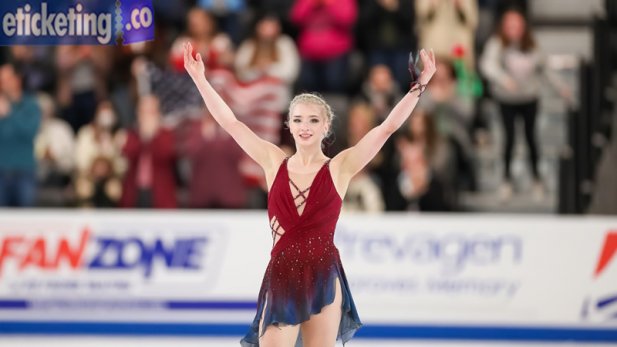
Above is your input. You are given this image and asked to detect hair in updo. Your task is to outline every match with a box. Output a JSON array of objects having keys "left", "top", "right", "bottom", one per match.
[{"left": 286, "top": 93, "right": 336, "bottom": 144}]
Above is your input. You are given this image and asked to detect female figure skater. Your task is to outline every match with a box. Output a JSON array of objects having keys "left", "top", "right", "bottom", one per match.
[{"left": 184, "top": 42, "right": 435, "bottom": 347}]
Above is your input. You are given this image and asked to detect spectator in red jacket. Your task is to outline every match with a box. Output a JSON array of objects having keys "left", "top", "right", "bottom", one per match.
[{"left": 119, "top": 95, "right": 177, "bottom": 208}]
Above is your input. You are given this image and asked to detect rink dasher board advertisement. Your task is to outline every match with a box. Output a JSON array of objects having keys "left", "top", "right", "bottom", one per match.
[{"left": 0, "top": 210, "right": 616, "bottom": 342}]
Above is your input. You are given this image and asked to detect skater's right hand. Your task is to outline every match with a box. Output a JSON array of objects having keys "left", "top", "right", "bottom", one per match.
[{"left": 183, "top": 41, "right": 205, "bottom": 81}]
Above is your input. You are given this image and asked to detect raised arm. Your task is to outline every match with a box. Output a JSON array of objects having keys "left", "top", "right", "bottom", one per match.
[
  {"left": 333, "top": 49, "right": 436, "bottom": 181},
  {"left": 183, "top": 42, "right": 285, "bottom": 173}
]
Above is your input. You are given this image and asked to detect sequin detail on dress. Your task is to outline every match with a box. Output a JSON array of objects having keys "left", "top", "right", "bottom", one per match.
[{"left": 240, "top": 157, "right": 362, "bottom": 346}]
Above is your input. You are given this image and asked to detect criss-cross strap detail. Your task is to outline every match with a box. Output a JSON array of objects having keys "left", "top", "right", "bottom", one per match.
[
  {"left": 288, "top": 178, "right": 310, "bottom": 209},
  {"left": 283, "top": 156, "right": 332, "bottom": 218},
  {"left": 269, "top": 216, "right": 283, "bottom": 246}
]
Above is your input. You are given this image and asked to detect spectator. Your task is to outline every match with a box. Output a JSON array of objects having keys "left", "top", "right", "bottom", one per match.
[
  {"left": 185, "top": 7, "right": 235, "bottom": 70},
  {"left": 34, "top": 93, "right": 75, "bottom": 188},
  {"left": 0, "top": 62, "right": 41, "bottom": 207},
  {"left": 356, "top": 65, "right": 406, "bottom": 211},
  {"left": 342, "top": 102, "right": 385, "bottom": 213},
  {"left": 133, "top": 43, "right": 205, "bottom": 120},
  {"left": 234, "top": 14, "right": 300, "bottom": 87},
  {"left": 197, "top": 0, "right": 248, "bottom": 45},
  {"left": 480, "top": 8, "right": 570, "bottom": 201},
  {"left": 74, "top": 155, "right": 122, "bottom": 208},
  {"left": 153, "top": 0, "right": 192, "bottom": 33},
  {"left": 291, "top": 0, "right": 357, "bottom": 93},
  {"left": 396, "top": 110, "right": 456, "bottom": 211},
  {"left": 56, "top": 45, "right": 111, "bottom": 133},
  {"left": 119, "top": 95, "right": 178, "bottom": 208},
  {"left": 358, "top": 0, "right": 416, "bottom": 90},
  {"left": 415, "top": 0, "right": 478, "bottom": 70},
  {"left": 134, "top": 8, "right": 235, "bottom": 120},
  {"left": 358, "top": 64, "right": 403, "bottom": 120},
  {"left": 181, "top": 113, "right": 247, "bottom": 209},
  {"left": 74, "top": 100, "right": 124, "bottom": 179},
  {"left": 9, "top": 46, "right": 56, "bottom": 94},
  {"left": 252, "top": 0, "right": 298, "bottom": 36},
  {"left": 418, "top": 57, "right": 476, "bottom": 191}
]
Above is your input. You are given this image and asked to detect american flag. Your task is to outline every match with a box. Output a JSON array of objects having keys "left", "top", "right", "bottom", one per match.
[{"left": 144, "top": 63, "right": 290, "bottom": 187}]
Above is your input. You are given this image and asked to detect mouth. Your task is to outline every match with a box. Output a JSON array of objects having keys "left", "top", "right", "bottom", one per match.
[{"left": 298, "top": 133, "right": 312, "bottom": 140}]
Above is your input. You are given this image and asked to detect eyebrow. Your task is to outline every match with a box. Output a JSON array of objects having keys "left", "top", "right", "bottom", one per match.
[{"left": 292, "top": 115, "right": 320, "bottom": 118}]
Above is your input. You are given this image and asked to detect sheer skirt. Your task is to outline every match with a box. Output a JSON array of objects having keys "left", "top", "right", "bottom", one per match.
[{"left": 240, "top": 245, "right": 362, "bottom": 346}]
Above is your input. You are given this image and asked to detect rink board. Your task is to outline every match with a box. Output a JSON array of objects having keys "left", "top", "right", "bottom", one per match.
[{"left": 0, "top": 210, "right": 616, "bottom": 342}]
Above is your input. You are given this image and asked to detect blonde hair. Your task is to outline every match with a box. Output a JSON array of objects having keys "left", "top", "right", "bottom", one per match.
[{"left": 287, "top": 93, "right": 336, "bottom": 139}]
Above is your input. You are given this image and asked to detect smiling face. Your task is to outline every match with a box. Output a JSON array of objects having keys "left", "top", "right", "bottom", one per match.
[{"left": 288, "top": 102, "right": 330, "bottom": 148}]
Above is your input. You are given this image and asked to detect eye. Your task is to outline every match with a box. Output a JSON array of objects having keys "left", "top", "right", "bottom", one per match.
[
  {"left": 310, "top": 118, "right": 319, "bottom": 123},
  {"left": 292, "top": 119, "right": 301, "bottom": 123}
]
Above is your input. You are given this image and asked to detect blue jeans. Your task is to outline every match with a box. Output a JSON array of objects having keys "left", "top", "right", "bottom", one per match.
[{"left": 0, "top": 169, "right": 37, "bottom": 207}]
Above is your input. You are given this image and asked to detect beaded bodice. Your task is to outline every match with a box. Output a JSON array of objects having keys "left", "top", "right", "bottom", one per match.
[{"left": 267, "top": 156, "right": 342, "bottom": 254}]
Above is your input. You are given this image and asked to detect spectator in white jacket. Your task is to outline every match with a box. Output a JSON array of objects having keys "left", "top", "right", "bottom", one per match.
[
  {"left": 480, "top": 8, "right": 570, "bottom": 201},
  {"left": 34, "top": 93, "right": 75, "bottom": 187},
  {"left": 234, "top": 13, "right": 300, "bottom": 87}
]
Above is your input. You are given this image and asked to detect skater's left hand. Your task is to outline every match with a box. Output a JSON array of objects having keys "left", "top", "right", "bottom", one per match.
[
  {"left": 409, "top": 48, "right": 436, "bottom": 88},
  {"left": 408, "top": 49, "right": 436, "bottom": 91}
]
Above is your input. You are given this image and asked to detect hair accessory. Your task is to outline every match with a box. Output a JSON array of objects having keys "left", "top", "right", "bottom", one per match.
[
  {"left": 407, "top": 51, "right": 426, "bottom": 96},
  {"left": 408, "top": 51, "right": 421, "bottom": 84}
]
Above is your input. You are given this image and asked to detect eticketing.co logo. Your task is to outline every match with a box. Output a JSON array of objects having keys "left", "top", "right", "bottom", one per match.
[{"left": 0, "top": 0, "right": 154, "bottom": 45}]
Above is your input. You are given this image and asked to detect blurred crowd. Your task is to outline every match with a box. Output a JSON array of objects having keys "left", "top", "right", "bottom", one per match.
[{"left": 1, "top": 0, "right": 570, "bottom": 212}]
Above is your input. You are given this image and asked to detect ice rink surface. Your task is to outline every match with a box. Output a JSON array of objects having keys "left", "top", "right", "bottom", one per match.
[{"left": 1, "top": 337, "right": 616, "bottom": 347}]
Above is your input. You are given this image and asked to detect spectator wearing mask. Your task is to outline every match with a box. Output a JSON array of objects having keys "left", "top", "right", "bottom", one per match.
[
  {"left": 0, "top": 61, "right": 41, "bottom": 207},
  {"left": 119, "top": 95, "right": 178, "bottom": 208},
  {"left": 74, "top": 101, "right": 124, "bottom": 179}
]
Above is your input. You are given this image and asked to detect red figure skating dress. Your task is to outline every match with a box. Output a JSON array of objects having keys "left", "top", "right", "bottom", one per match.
[{"left": 240, "top": 157, "right": 362, "bottom": 346}]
